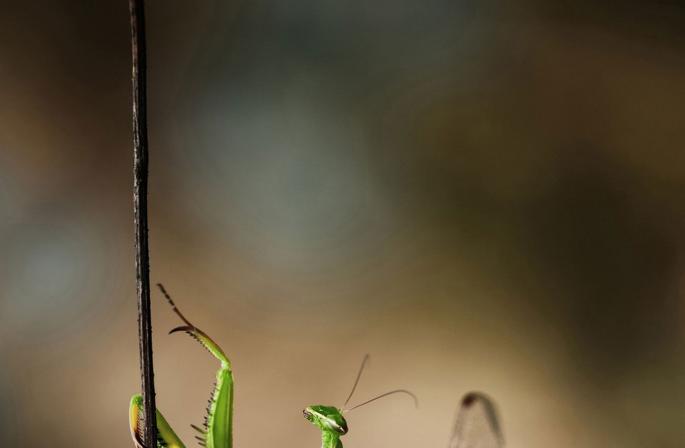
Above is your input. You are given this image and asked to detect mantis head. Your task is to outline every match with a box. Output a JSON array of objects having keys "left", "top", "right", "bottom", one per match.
[
  {"left": 303, "top": 405, "right": 348, "bottom": 435},
  {"left": 302, "top": 355, "right": 417, "bottom": 440}
]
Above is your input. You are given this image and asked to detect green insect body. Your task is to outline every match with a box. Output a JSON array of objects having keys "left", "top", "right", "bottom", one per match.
[
  {"left": 302, "top": 355, "right": 417, "bottom": 448},
  {"left": 129, "top": 284, "right": 233, "bottom": 448}
]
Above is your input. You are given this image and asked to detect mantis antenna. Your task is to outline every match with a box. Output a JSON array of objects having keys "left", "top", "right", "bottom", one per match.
[
  {"left": 340, "top": 355, "right": 418, "bottom": 412},
  {"left": 344, "top": 389, "right": 418, "bottom": 412},
  {"left": 343, "top": 354, "right": 370, "bottom": 408}
]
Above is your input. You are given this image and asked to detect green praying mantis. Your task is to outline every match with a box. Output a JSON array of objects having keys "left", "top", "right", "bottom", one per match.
[
  {"left": 129, "top": 285, "right": 504, "bottom": 448},
  {"left": 302, "top": 354, "right": 418, "bottom": 448}
]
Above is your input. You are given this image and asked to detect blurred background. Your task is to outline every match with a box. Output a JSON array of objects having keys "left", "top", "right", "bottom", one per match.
[{"left": 1, "top": 1, "right": 685, "bottom": 447}]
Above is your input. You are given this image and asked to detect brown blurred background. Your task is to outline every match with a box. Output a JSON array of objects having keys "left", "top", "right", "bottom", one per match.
[{"left": 1, "top": 1, "right": 685, "bottom": 447}]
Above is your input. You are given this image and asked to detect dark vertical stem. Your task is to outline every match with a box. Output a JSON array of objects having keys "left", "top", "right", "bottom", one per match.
[{"left": 129, "top": 0, "right": 157, "bottom": 446}]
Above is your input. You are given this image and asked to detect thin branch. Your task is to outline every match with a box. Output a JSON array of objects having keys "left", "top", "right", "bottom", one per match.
[{"left": 129, "top": 0, "right": 157, "bottom": 446}]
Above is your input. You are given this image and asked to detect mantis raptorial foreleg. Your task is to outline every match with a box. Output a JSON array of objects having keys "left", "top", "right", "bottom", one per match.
[
  {"left": 129, "top": 284, "right": 234, "bottom": 448},
  {"left": 129, "top": 394, "right": 185, "bottom": 448}
]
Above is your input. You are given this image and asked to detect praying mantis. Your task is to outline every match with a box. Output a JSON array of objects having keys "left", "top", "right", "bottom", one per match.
[
  {"left": 129, "top": 285, "right": 505, "bottom": 448},
  {"left": 302, "top": 354, "right": 418, "bottom": 448}
]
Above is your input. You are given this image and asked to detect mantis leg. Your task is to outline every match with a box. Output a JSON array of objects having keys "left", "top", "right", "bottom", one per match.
[
  {"left": 130, "top": 394, "right": 186, "bottom": 448},
  {"left": 200, "top": 365, "right": 233, "bottom": 448},
  {"left": 166, "top": 294, "right": 234, "bottom": 448},
  {"left": 128, "top": 285, "right": 234, "bottom": 448},
  {"left": 168, "top": 324, "right": 233, "bottom": 448}
]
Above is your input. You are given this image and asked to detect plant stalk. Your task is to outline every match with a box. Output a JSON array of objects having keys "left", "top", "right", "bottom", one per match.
[{"left": 129, "top": 0, "right": 157, "bottom": 445}]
